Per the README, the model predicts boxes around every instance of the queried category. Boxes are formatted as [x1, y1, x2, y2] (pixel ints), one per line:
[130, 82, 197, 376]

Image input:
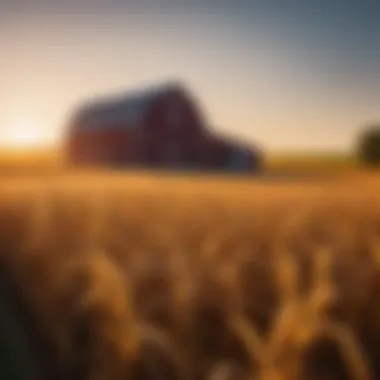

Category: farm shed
[65, 81, 262, 171]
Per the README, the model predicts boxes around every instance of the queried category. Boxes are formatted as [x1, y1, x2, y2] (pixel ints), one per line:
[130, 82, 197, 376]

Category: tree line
[357, 124, 380, 166]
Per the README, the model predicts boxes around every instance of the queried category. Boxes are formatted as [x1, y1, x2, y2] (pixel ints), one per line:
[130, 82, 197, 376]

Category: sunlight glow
[3, 121, 45, 149]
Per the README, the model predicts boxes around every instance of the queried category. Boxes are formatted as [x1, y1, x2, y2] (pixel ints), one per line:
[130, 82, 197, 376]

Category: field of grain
[1, 171, 380, 380]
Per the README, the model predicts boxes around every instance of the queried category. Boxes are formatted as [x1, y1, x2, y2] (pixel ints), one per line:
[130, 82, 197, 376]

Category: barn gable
[69, 81, 189, 133]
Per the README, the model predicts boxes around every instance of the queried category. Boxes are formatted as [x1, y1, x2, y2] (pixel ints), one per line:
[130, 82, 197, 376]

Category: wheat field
[1, 171, 380, 380]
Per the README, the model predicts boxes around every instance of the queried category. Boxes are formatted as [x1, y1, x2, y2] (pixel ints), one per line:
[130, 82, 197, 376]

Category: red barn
[65, 81, 262, 171]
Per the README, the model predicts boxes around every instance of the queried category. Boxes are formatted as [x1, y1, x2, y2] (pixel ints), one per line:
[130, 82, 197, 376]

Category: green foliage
[357, 125, 380, 166]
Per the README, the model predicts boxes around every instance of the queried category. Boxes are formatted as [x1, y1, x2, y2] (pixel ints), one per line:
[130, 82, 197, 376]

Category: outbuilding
[65, 81, 262, 171]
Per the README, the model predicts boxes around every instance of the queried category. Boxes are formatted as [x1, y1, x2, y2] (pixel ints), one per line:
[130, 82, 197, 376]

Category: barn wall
[198, 135, 232, 169]
[228, 147, 253, 171]
[68, 129, 138, 166]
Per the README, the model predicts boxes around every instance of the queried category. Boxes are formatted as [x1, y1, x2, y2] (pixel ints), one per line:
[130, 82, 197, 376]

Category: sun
[3, 122, 44, 149]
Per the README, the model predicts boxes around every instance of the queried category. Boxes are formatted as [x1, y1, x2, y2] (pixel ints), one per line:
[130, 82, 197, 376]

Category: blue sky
[1, 0, 379, 152]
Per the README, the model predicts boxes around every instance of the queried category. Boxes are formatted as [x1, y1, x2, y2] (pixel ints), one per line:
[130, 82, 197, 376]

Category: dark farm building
[66, 82, 262, 171]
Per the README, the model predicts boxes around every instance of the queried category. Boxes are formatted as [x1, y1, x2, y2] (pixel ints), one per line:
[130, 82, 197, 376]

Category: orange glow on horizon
[1, 120, 50, 150]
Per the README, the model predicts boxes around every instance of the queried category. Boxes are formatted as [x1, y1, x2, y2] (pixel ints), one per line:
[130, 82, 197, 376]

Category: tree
[357, 125, 380, 166]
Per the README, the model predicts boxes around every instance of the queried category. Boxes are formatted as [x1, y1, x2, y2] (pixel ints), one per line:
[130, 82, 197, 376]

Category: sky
[1, 0, 379, 152]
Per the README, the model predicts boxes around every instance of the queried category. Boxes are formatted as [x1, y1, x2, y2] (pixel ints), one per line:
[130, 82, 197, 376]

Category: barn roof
[69, 81, 187, 133]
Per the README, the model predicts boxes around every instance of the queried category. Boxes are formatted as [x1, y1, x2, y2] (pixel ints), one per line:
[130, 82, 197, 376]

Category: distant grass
[0, 149, 365, 178]
[266, 152, 358, 171]
[0, 149, 64, 177]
